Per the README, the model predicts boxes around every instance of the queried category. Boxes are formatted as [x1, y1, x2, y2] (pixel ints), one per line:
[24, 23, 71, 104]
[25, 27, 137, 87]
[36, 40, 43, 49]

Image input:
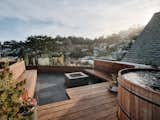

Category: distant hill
[1, 26, 143, 60]
[94, 26, 143, 46]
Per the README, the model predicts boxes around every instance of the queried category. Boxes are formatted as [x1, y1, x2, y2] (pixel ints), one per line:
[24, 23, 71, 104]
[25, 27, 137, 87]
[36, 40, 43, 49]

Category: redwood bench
[84, 69, 112, 81]
[9, 61, 37, 98]
[84, 59, 134, 82]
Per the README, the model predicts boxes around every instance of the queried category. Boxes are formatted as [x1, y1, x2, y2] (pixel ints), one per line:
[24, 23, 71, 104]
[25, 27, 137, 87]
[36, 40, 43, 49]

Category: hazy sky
[0, 0, 160, 41]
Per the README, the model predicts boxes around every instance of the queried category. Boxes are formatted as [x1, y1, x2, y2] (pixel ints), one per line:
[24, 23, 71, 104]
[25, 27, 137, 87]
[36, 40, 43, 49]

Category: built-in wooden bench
[84, 59, 134, 82]
[9, 61, 37, 98]
[85, 69, 112, 81]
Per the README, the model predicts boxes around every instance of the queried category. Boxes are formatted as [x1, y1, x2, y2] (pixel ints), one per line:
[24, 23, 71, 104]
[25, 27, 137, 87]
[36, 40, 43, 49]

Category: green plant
[111, 74, 118, 85]
[0, 63, 28, 120]
[109, 74, 118, 88]
[108, 74, 118, 93]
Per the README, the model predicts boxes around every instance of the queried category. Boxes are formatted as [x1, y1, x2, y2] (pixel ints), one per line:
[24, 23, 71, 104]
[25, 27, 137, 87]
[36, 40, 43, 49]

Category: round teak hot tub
[118, 68, 160, 120]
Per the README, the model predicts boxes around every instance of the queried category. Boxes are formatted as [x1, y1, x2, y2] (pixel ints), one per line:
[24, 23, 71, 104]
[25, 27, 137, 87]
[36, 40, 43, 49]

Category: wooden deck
[38, 82, 118, 120]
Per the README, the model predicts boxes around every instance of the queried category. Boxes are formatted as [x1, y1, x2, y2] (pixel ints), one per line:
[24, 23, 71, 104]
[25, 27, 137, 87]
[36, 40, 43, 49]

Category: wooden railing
[26, 66, 92, 73]
[94, 59, 135, 74]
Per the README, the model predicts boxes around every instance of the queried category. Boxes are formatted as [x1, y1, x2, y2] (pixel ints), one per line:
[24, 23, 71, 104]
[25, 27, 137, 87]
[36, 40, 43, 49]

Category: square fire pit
[65, 72, 89, 88]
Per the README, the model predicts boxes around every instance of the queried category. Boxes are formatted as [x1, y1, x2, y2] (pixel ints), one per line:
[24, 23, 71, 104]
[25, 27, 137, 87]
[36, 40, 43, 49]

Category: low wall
[26, 59, 150, 74]
[94, 59, 135, 73]
[26, 66, 92, 73]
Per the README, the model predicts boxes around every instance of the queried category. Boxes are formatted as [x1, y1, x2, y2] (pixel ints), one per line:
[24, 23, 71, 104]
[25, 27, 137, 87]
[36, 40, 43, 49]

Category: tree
[26, 35, 57, 55]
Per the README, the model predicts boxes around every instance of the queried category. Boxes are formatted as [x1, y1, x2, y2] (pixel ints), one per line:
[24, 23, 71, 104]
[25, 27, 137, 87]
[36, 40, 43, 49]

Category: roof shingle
[123, 12, 160, 66]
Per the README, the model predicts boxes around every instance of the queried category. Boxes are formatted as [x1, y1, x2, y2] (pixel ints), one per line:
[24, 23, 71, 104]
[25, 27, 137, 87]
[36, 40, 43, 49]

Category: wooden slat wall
[25, 70, 37, 98]
[17, 70, 37, 98]
[118, 74, 160, 120]
[9, 61, 26, 80]
[26, 66, 91, 73]
[94, 59, 134, 73]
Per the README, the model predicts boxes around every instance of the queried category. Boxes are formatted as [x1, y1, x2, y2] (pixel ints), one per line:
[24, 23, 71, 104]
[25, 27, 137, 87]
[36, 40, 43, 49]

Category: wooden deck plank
[53, 104, 117, 120]
[39, 98, 116, 120]
[67, 87, 109, 99]
[38, 82, 117, 120]
[38, 90, 114, 111]
[66, 82, 108, 95]
[60, 103, 117, 120]
[66, 82, 108, 92]
[66, 82, 110, 99]
[38, 95, 115, 117]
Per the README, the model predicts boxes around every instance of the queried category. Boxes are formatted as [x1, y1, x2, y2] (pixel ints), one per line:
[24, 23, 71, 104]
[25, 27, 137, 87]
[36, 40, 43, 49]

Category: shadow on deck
[37, 73, 68, 105]
[38, 82, 118, 120]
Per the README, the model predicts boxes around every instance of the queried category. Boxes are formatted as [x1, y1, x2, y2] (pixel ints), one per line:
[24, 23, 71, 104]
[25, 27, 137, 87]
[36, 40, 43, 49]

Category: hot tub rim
[118, 68, 160, 120]
[118, 68, 160, 96]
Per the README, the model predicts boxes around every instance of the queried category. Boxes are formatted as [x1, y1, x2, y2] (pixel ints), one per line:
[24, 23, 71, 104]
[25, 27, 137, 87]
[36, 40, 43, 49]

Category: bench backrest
[9, 61, 26, 80]
[94, 59, 134, 74]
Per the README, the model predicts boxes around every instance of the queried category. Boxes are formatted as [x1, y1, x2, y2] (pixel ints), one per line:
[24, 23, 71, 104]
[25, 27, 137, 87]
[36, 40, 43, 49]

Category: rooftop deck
[38, 82, 117, 120]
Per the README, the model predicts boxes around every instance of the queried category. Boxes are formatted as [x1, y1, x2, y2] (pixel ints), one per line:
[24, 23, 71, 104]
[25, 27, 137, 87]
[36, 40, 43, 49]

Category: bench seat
[17, 70, 37, 98]
[84, 69, 112, 81]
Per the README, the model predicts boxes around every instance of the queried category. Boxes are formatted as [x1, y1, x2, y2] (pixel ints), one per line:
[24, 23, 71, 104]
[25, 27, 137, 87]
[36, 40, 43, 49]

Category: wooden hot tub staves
[118, 68, 160, 120]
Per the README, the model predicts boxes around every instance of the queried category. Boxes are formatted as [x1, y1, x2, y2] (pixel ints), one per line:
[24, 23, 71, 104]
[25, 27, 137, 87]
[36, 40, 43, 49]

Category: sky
[0, 0, 160, 42]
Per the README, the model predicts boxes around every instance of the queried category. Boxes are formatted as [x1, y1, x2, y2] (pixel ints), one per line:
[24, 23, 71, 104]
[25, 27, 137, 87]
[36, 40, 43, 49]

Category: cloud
[0, 0, 160, 41]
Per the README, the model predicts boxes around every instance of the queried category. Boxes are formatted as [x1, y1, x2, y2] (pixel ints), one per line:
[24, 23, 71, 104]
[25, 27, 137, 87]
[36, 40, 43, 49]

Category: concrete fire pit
[65, 72, 89, 88]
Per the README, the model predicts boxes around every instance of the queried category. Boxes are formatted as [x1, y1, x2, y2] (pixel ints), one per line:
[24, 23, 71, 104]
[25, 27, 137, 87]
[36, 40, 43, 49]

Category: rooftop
[1, 58, 160, 120]
[123, 12, 160, 66]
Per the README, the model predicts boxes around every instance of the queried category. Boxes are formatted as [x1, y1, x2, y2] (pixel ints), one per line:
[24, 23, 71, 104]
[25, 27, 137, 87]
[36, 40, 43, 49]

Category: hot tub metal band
[118, 102, 131, 120]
